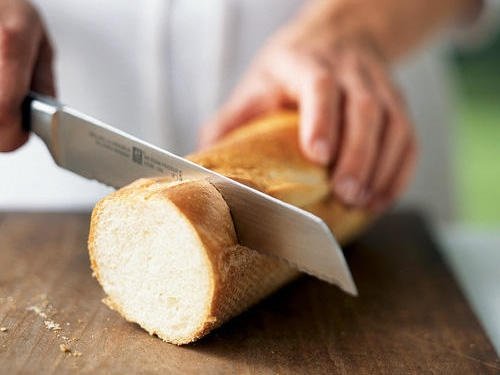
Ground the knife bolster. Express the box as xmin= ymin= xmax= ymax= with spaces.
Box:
xmin=24 ymin=93 xmax=62 ymax=158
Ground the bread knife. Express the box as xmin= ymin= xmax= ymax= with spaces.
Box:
xmin=21 ymin=92 xmax=357 ymax=295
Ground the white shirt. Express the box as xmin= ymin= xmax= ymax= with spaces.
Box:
xmin=0 ymin=0 xmax=492 ymax=221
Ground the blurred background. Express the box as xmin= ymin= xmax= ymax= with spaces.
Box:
xmin=0 ymin=1 xmax=498 ymax=229
xmin=452 ymin=33 xmax=500 ymax=226
xmin=440 ymin=29 xmax=500 ymax=354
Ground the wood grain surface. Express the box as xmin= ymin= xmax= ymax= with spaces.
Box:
xmin=0 ymin=211 xmax=498 ymax=374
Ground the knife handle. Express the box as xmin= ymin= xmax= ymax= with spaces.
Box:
xmin=22 ymin=92 xmax=62 ymax=151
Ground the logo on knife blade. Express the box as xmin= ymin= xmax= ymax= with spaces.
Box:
xmin=132 ymin=147 xmax=143 ymax=165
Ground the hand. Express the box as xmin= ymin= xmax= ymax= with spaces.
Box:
xmin=199 ymin=26 xmax=417 ymax=213
xmin=0 ymin=0 xmax=55 ymax=152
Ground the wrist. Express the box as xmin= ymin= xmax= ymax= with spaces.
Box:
xmin=284 ymin=0 xmax=484 ymax=62
xmin=277 ymin=1 xmax=387 ymax=56
xmin=270 ymin=2 xmax=388 ymax=63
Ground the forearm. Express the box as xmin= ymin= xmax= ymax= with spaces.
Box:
xmin=290 ymin=0 xmax=481 ymax=61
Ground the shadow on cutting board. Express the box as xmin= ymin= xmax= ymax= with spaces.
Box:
xmin=187 ymin=212 xmax=499 ymax=373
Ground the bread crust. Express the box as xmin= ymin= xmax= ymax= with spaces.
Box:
xmin=89 ymin=111 xmax=370 ymax=344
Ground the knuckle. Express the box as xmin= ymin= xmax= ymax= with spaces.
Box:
xmin=0 ymin=4 xmax=40 ymax=53
xmin=0 ymin=25 xmax=22 ymax=52
xmin=309 ymin=65 xmax=334 ymax=90
xmin=343 ymin=55 xmax=367 ymax=80
xmin=356 ymin=91 xmax=379 ymax=115
xmin=341 ymin=149 xmax=369 ymax=177
xmin=388 ymin=115 xmax=410 ymax=142
xmin=345 ymin=53 xmax=361 ymax=70
xmin=13 ymin=2 xmax=40 ymax=27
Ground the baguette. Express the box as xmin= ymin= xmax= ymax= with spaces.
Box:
xmin=88 ymin=111 xmax=369 ymax=345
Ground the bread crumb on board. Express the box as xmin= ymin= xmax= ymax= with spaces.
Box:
xmin=0 ymin=327 xmax=7 ymax=332
xmin=26 ymin=305 xmax=48 ymax=319
xmin=44 ymin=320 xmax=62 ymax=331
xmin=26 ymin=294 xmax=83 ymax=357
xmin=59 ymin=343 xmax=82 ymax=357
xmin=27 ymin=296 xmax=62 ymax=333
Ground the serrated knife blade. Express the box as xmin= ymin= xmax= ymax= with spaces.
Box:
xmin=22 ymin=93 xmax=357 ymax=295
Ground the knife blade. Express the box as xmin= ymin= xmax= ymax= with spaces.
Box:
xmin=22 ymin=93 xmax=357 ymax=295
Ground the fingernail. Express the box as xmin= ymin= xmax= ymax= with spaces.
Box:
xmin=311 ymin=140 xmax=331 ymax=165
xmin=335 ymin=176 xmax=362 ymax=205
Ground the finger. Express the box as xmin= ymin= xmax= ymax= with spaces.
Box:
xmin=0 ymin=10 xmax=42 ymax=151
xmin=31 ymin=33 xmax=56 ymax=96
xmin=330 ymin=67 xmax=383 ymax=206
xmin=363 ymin=53 xmax=406 ymax=110
xmin=370 ymin=139 xmax=418 ymax=213
xmin=363 ymin=61 xmax=414 ymax=197
xmin=0 ymin=118 xmax=29 ymax=151
xmin=369 ymin=111 xmax=412 ymax=196
xmin=298 ymin=66 xmax=340 ymax=166
xmin=198 ymin=84 xmax=281 ymax=149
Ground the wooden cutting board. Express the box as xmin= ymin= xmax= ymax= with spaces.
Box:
xmin=0 ymin=211 xmax=498 ymax=374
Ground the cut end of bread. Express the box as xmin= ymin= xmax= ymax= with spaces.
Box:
xmin=89 ymin=179 xmax=235 ymax=344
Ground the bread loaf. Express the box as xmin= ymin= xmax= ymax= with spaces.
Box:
xmin=88 ymin=111 xmax=369 ymax=345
